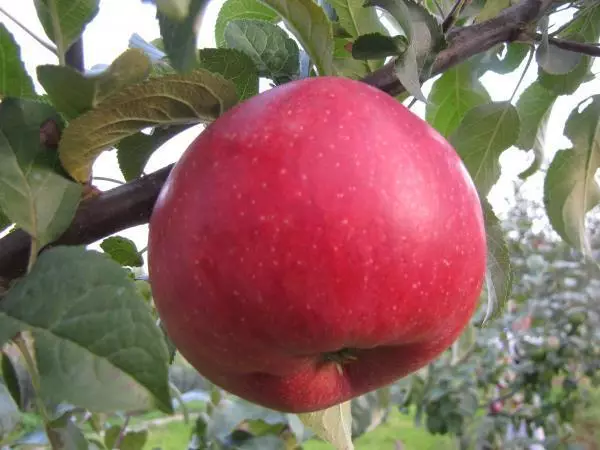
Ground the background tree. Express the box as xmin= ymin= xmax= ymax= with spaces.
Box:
xmin=0 ymin=0 xmax=599 ymax=448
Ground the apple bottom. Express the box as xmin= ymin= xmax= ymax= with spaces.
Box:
xmin=180 ymin=330 xmax=466 ymax=413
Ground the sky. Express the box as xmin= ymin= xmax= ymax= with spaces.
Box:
xmin=0 ymin=0 xmax=599 ymax=257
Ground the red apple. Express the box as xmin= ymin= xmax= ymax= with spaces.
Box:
xmin=148 ymin=76 xmax=487 ymax=413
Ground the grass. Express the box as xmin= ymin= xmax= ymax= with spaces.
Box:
xmin=143 ymin=408 xmax=453 ymax=449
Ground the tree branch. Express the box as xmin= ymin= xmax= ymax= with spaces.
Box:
xmin=0 ymin=0 xmax=556 ymax=281
xmin=546 ymin=35 xmax=600 ymax=57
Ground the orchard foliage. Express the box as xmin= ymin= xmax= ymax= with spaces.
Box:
xmin=0 ymin=0 xmax=599 ymax=448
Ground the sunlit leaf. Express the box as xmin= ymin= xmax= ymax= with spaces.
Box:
xmin=481 ymin=201 xmax=512 ymax=323
xmin=215 ymin=0 xmax=279 ymax=48
xmin=258 ymin=0 xmax=335 ymax=76
xmin=544 ymin=96 xmax=600 ymax=255
xmin=476 ymin=0 xmax=510 ymax=22
xmin=100 ymin=236 xmax=144 ymax=267
xmin=223 ymin=20 xmax=298 ymax=84
xmin=58 ymin=69 xmax=238 ymax=182
xmin=34 ymin=0 xmax=100 ymax=49
xmin=0 ymin=24 xmax=35 ymax=99
xmin=0 ymin=99 xmax=82 ymax=248
xmin=0 ymin=246 xmax=173 ymax=413
xmin=515 ymin=81 xmax=557 ymax=179
xmin=37 ymin=49 xmax=152 ymax=119
xmin=426 ymin=62 xmax=491 ymax=137
xmin=158 ymin=0 xmax=209 ymax=72
xmin=299 ymin=402 xmax=354 ymax=450
xmin=450 ymin=102 xmax=520 ymax=195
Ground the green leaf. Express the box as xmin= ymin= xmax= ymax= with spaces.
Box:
xmin=104 ymin=425 xmax=148 ymax=450
xmin=0 ymin=246 xmax=172 ymax=413
xmin=100 ymin=236 xmax=144 ymax=267
xmin=535 ymin=17 xmax=582 ymax=75
xmin=117 ymin=126 xmax=189 ymax=181
xmin=158 ymin=0 xmax=209 ymax=72
xmin=198 ymin=48 xmax=259 ymax=100
xmin=0 ymin=98 xmax=82 ymax=248
xmin=544 ymin=96 xmax=600 ymax=254
xmin=476 ymin=0 xmax=510 ymax=22
xmin=0 ymin=24 xmax=35 ymax=99
xmin=0 ymin=209 xmax=11 ymax=233
xmin=485 ymin=43 xmax=530 ymax=75
xmin=47 ymin=413 xmax=88 ymax=450
xmin=538 ymin=5 xmax=600 ymax=94
xmin=58 ymin=68 xmax=238 ymax=182
xmin=450 ymin=102 xmax=520 ymax=195
xmin=37 ymin=49 xmax=152 ymax=120
xmin=34 ymin=0 xmax=100 ymax=49
xmin=480 ymin=201 xmax=511 ymax=323
xmin=367 ymin=0 xmax=445 ymax=100
xmin=352 ymin=33 xmax=407 ymax=60
xmin=426 ymin=62 xmax=491 ymax=137
xmin=258 ymin=0 xmax=335 ymax=76
xmin=334 ymin=38 xmax=370 ymax=78
xmin=222 ymin=20 xmax=298 ymax=84
xmin=155 ymin=0 xmax=192 ymax=20
xmin=0 ymin=382 xmax=19 ymax=439
xmin=1 ymin=352 xmax=21 ymax=409
xmin=515 ymin=81 xmax=557 ymax=179
xmin=215 ymin=0 xmax=279 ymax=48
xmin=328 ymin=0 xmax=388 ymax=71
xmin=299 ymin=402 xmax=354 ymax=450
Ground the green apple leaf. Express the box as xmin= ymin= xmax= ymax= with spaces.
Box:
xmin=198 ymin=48 xmax=260 ymax=99
xmin=476 ymin=0 xmax=510 ymax=22
xmin=0 ymin=246 xmax=172 ymax=413
xmin=1 ymin=352 xmax=22 ymax=409
xmin=426 ymin=61 xmax=491 ymax=137
xmin=58 ymin=68 xmax=238 ymax=182
xmin=334 ymin=38 xmax=370 ymax=79
xmin=0 ymin=382 xmax=19 ymax=439
xmin=544 ymin=96 xmax=600 ymax=255
xmin=222 ymin=20 xmax=298 ymax=84
xmin=480 ymin=201 xmax=511 ymax=323
xmin=0 ymin=24 xmax=35 ymax=99
xmin=0 ymin=209 xmax=11 ymax=233
xmin=117 ymin=125 xmax=189 ymax=181
xmin=367 ymin=0 xmax=444 ymax=100
xmin=538 ymin=5 xmax=600 ymax=95
xmin=484 ymin=43 xmax=530 ymax=75
xmin=34 ymin=0 xmax=99 ymax=49
xmin=328 ymin=0 xmax=388 ymax=72
xmin=450 ymin=102 xmax=520 ymax=195
xmin=298 ymin=402 xmax=354 ymax=450
xmin=47 ymin=413 xmax=88 ymax=450
xmin=104 ymin=425 xmax=148 ymax=450
xmin=0 ymin=99 xmax=82 ymax=248
xmin=158 ymin=0 xmax=208 ymax=72
xmin=351 ymin=33 xmax=407 ymax=60
xmin=535 ymin=17 xmax=581 ymax=75
xmin=37 ymin=49 xmax=152 ymax=120
xmin=258 ymin=0 xmax=335 ymax=76
xmin=515 ymin=81 xmax=557 ymax=179
xmin=100 ymin=236 xmax=144 ymax=267
xmin=215 ymin=0 xmax=279 ymax=48
xmin=155 ymin=0 xmax=192 ymax=20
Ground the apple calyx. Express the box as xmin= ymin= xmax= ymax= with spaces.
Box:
xmin=321 ymin=348 xmax=358 ymax=374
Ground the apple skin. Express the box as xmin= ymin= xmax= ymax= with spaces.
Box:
xmin=148 ymin=76 xmax=487 ymax=413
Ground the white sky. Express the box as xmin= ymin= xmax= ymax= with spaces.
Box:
xmin=0 ymin=0 xmax=599 ymax=260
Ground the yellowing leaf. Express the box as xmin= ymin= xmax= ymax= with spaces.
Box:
xmin=58 ymin=69 xmax=238 ymax=182
xmin=298 ymin=402 xmax=354 ymax=450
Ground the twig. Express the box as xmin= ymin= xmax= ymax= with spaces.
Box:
xmin=0 ymin=5 xmax=57 ymax=55
xmin=442 ymin=0 xmax=471 ymax=33
xmin=112 ymin=415 xmax=131 ymax=449
xmin=546 ymin=35 xmax=600 ymax=57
